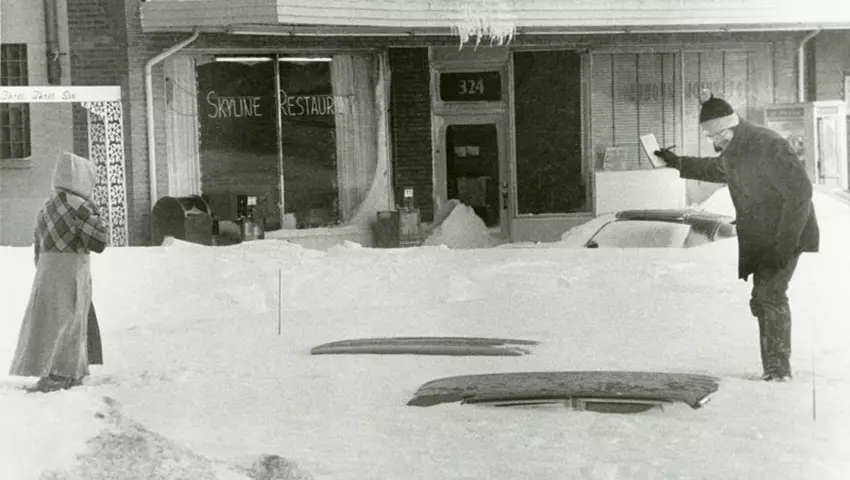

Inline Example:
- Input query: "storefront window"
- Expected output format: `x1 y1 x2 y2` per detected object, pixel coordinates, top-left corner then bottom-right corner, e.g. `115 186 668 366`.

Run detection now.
591 53 679 172
278 58 338 228
513 50 586 214
196 53 379 230
197 57 290 228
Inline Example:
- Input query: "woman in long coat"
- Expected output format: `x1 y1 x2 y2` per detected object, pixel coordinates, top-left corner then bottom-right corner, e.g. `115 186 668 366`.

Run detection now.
9 152 108 393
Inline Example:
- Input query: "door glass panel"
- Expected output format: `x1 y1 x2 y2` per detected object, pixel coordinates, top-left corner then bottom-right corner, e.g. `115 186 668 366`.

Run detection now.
446 124 499 227
513 50 585 214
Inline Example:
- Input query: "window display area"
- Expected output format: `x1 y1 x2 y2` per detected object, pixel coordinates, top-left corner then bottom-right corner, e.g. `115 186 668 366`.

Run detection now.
195 53 382 240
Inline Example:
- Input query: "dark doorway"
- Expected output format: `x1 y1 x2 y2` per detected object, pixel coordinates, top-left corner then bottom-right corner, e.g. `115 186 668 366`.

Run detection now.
445 124 500 227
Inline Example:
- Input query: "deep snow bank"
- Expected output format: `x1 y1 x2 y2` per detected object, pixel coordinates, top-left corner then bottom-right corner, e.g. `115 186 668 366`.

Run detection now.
422 200 495 249
2 392 313 480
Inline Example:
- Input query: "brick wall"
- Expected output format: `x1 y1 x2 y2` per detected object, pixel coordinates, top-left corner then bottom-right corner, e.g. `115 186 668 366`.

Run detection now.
0 0 74 246
67 0 137 241
772 37 801 104
389 48 434 222
814 31 850 100
67 0 183 245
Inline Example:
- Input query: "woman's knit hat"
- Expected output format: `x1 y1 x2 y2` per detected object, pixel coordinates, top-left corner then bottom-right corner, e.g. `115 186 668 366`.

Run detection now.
698 89 739 135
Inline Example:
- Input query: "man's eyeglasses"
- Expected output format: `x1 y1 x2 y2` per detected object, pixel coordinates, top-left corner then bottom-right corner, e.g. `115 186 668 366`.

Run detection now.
703 130 726 142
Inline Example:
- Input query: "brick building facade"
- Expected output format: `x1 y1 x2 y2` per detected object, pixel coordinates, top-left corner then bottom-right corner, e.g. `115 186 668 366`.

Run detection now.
2 1 849 246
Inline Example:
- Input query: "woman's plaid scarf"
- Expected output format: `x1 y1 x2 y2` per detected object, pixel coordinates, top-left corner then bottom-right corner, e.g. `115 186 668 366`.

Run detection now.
34 192 108 260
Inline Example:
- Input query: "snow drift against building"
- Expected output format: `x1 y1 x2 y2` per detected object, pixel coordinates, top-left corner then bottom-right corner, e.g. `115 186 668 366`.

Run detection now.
422 200 496 249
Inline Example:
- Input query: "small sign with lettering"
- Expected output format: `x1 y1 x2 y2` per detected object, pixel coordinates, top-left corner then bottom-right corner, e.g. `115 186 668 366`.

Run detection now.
439 72 501 102
0 86 121 103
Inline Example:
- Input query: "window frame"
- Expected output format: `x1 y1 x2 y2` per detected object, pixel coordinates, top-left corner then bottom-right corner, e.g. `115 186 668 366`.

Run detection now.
0 43 32 166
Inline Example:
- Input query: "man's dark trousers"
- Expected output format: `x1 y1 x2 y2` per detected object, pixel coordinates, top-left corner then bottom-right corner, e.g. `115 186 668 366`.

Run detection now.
750 253 801 378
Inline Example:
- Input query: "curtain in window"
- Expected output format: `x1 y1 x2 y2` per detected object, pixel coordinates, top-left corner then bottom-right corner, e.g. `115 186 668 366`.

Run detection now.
165 55 201 197
331 53 379 222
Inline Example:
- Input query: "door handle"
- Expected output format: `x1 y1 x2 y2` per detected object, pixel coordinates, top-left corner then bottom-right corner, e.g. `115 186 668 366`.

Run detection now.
501 182 509 210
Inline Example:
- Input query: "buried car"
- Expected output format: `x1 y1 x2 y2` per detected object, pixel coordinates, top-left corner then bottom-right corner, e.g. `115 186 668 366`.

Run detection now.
504 208 737 249
558 184 846 250
575 209 737 249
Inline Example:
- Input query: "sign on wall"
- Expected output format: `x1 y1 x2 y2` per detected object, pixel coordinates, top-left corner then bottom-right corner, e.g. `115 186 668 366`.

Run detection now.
439 71 501 102
0 86 122 103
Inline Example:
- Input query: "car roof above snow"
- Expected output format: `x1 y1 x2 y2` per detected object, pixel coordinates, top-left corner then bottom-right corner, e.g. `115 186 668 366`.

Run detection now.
615 209 734 224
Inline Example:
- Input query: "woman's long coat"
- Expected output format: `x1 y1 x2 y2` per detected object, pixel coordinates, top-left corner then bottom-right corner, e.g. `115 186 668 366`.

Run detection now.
9 153 108 380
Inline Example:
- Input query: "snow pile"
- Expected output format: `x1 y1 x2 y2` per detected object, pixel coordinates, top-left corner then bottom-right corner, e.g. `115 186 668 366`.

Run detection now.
4 393 312 480
422 200 494 249
0 389 105 479
698 185 848 221
160 236 207 249
0 195 849 480
697 186 736 216
699 186 850 254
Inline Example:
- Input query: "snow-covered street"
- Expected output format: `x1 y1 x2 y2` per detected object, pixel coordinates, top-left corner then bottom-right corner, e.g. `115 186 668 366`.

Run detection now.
2 191 849 480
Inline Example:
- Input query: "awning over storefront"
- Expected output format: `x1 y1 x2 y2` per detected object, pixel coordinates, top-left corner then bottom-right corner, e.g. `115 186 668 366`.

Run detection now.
140 0 850 37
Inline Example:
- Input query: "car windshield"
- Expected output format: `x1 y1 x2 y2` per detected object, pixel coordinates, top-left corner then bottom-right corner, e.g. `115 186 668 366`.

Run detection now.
587 220 710 248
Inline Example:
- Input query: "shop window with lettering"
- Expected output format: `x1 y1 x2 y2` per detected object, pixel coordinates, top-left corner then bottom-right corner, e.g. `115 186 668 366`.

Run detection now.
591 53 678 172
197 57 282 226
0 44 31 160
196 54 379 230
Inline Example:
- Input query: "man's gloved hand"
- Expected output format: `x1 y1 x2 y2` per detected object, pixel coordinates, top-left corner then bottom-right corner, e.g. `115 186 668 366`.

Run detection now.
653 147 679 167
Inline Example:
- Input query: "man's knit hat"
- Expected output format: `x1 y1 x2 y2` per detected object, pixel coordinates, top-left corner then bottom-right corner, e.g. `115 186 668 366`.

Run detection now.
698 90 739 135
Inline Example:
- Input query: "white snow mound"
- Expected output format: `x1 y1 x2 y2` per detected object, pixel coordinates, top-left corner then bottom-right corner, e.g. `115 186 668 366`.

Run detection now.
34 396 312 480
422 201 494 249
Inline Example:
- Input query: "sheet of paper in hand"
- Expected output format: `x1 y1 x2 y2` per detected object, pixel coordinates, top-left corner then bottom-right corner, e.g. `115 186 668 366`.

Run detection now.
639 133 668 169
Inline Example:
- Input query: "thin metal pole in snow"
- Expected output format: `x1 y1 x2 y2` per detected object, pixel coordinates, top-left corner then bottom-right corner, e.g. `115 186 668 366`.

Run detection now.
278 267 282 336
811 276 817 421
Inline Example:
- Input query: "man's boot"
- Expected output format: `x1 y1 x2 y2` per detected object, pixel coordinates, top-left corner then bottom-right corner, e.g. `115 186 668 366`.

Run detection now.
761 305 793 381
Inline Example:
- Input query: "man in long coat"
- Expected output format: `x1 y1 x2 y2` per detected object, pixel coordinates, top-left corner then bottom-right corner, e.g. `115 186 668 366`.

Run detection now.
655 93 819 382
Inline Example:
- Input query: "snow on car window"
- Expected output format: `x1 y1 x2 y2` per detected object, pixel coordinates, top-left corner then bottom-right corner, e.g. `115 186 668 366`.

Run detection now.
588 220 692 248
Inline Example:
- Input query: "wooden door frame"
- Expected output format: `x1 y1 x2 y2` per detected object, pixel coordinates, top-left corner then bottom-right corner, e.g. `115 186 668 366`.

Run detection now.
432 112 511 237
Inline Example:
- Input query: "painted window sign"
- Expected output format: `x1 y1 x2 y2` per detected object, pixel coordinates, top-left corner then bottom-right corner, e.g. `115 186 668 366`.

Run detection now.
205 91 263 119
440 71 501 102
621 80 748 103
278 89 336 116
205 89 337 118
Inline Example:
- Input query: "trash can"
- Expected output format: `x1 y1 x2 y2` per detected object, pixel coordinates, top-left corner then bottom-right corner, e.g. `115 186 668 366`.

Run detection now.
374 210 400 248
151 195 213 246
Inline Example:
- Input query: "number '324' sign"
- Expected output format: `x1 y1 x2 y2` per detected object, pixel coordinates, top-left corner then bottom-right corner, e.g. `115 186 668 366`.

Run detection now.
439 72 501 102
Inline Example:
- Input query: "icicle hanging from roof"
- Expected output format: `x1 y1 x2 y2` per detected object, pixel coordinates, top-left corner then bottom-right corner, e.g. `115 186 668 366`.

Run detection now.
450 0 517 49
